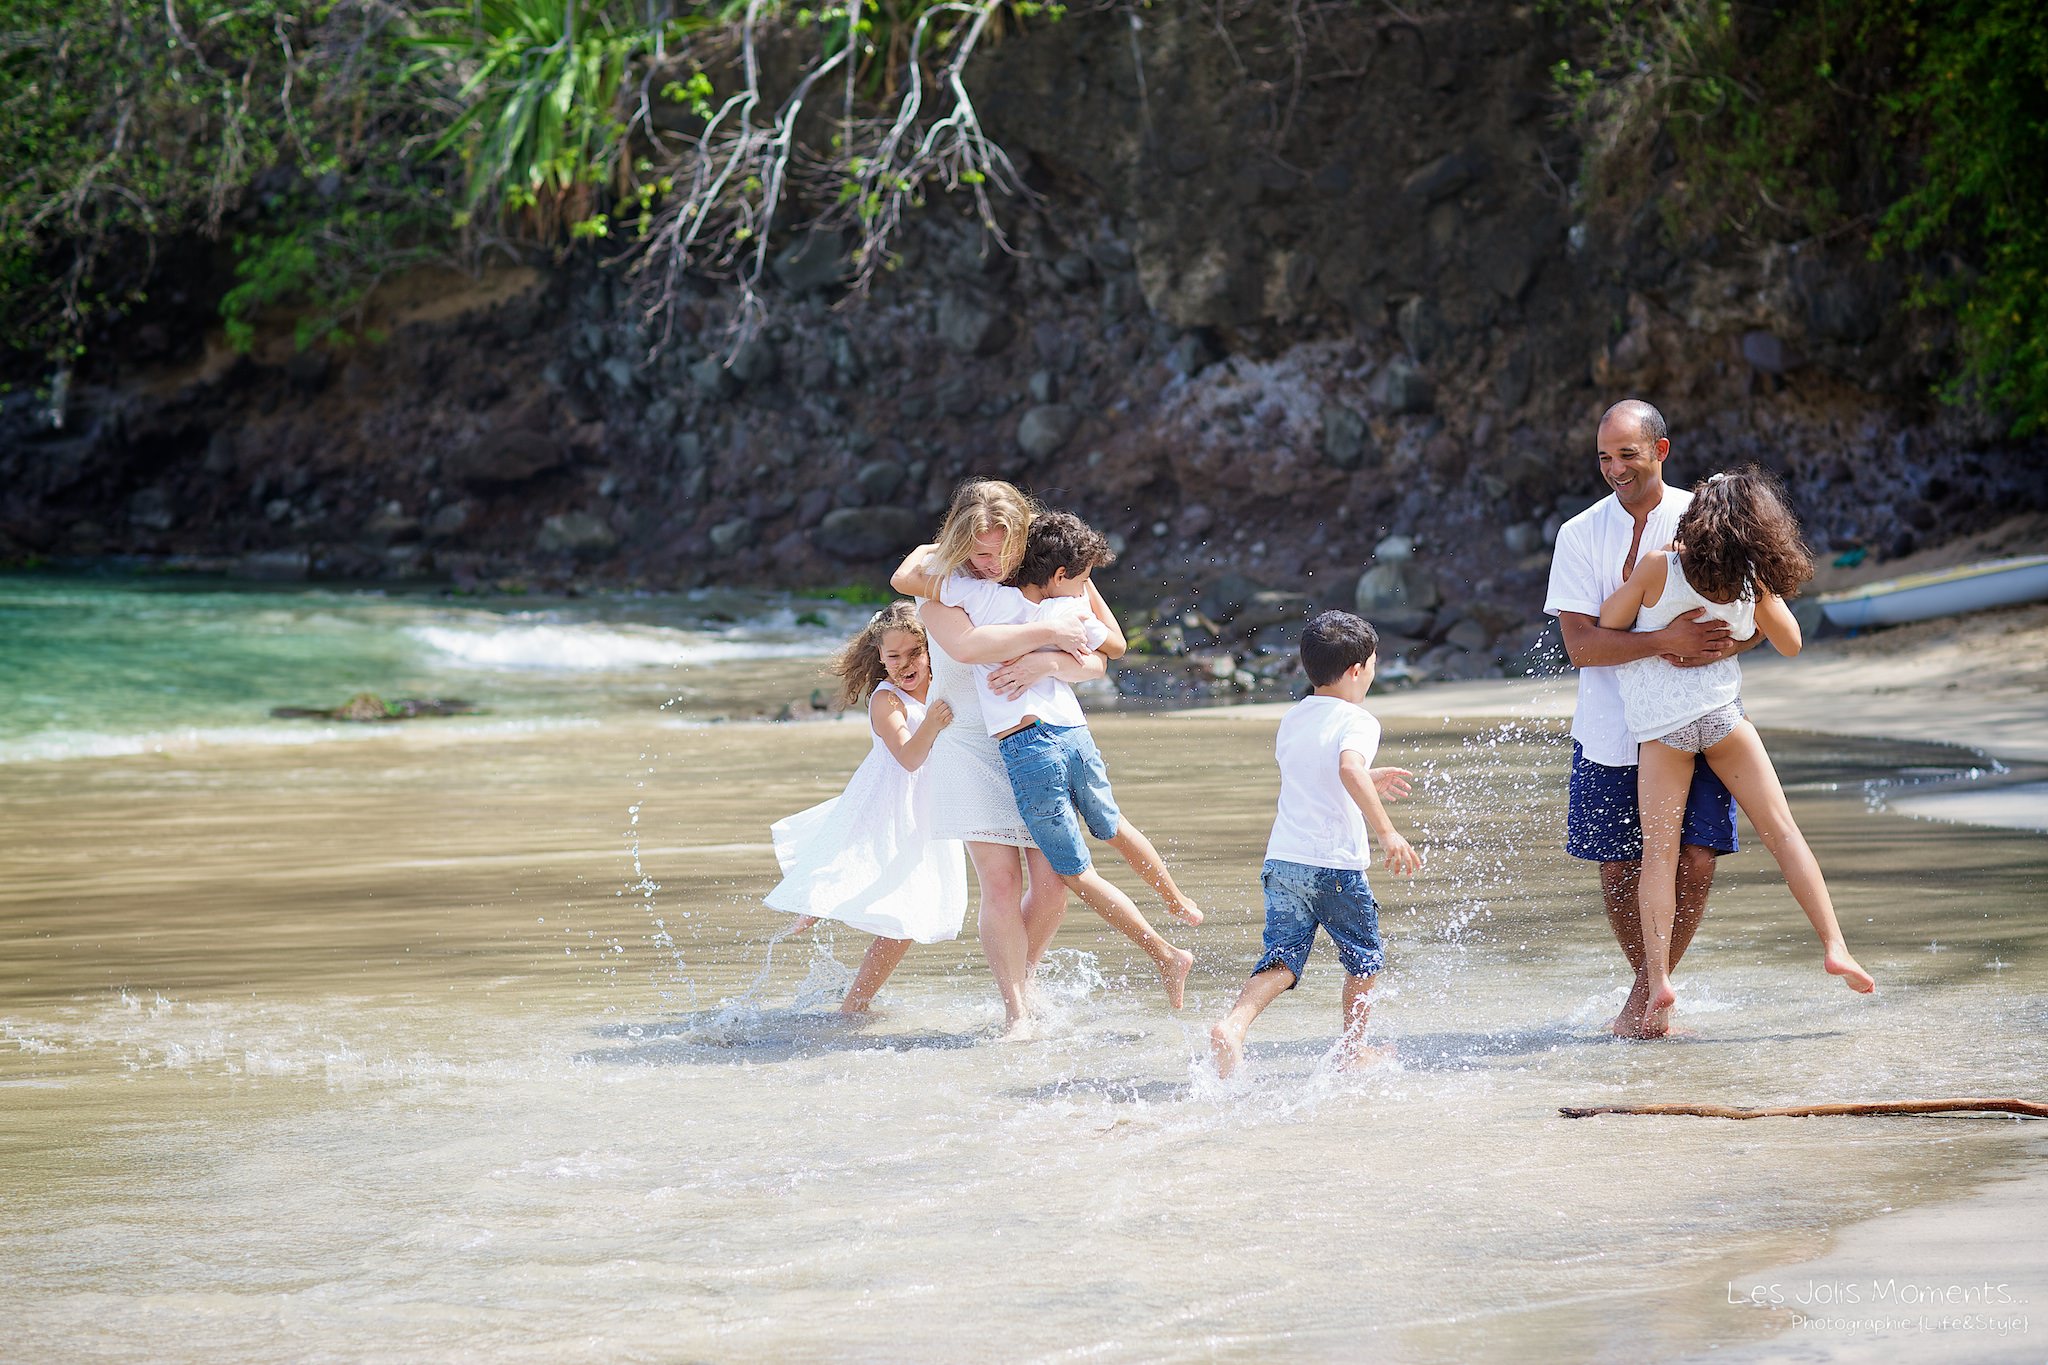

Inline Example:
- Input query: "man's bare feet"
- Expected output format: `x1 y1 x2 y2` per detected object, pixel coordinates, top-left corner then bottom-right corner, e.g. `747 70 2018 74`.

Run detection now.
1157 946 1194 1010
1209 1020 1246 1078
1164 896 1204 927
1825 946 1877 993
1338 1041 1397 1071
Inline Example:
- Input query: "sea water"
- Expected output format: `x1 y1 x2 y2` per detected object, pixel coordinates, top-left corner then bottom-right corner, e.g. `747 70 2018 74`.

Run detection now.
0 577 2043 1362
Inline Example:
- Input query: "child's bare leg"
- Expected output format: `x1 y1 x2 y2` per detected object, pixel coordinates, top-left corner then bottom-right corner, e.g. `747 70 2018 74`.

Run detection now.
1636 740 1697 1024
1063 868 1194 1009
1104 822 1203 925
1210 966 1294 1077
1337 972 1393 1069
1704 721 1876 993
789 915 820 934
967 841 1035 1031
1020 847 1069 973
841 937 913 1013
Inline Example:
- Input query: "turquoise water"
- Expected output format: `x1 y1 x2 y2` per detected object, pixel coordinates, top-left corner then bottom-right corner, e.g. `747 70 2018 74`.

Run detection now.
0 574 868 761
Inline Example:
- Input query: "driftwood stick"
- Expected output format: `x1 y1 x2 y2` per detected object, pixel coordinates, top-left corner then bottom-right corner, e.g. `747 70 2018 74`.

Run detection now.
1560 1099 2048 1120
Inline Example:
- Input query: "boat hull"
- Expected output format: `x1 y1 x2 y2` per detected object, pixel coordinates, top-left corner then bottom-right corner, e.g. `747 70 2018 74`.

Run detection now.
1818 556 2048 629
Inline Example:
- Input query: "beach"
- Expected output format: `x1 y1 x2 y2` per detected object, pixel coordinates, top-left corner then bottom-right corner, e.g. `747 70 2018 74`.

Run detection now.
0 581 2042 1362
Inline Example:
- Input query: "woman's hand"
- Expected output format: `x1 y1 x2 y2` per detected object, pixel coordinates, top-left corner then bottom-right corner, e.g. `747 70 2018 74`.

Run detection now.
988 652 1060 699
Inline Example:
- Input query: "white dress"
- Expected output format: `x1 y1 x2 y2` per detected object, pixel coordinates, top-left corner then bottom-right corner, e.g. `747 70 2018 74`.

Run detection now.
1617 551 1759 742
764 682 968 942
924 635 1035 847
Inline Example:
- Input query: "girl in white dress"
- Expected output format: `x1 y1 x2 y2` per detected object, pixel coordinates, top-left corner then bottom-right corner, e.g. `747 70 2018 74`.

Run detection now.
1599 468 1875 1021
767 602 967 1013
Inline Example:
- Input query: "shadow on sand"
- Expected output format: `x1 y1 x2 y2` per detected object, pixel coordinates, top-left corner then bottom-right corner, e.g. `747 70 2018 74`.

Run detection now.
578 1007 986 1067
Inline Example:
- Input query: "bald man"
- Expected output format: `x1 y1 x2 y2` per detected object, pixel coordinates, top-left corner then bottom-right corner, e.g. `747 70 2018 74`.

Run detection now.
1543 400 1751 1038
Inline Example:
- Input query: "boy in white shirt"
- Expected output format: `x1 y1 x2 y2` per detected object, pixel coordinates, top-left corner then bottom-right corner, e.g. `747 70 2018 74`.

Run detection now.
1210 611 1422 1078
936 511 1202 1008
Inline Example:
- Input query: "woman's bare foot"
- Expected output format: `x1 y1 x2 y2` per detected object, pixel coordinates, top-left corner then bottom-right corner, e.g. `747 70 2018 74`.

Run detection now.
1825 946 1877 993
999 1013 1039 1042
1157 946 1195 1010
1338 1041 1397 1071
1647 977 1677 1018
1209 1020 1246 1078
1164 896 1204 927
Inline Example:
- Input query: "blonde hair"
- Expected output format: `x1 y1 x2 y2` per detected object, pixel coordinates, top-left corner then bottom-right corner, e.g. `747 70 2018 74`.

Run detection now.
827 600 927 709
929 479 1035 582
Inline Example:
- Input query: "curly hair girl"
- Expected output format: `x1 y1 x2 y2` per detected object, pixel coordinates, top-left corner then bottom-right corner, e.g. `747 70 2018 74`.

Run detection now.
1675 465 1815 604
826 600 928 709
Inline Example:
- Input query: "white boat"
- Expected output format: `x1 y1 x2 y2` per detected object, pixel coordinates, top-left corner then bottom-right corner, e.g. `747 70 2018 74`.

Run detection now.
1816 553 2048 629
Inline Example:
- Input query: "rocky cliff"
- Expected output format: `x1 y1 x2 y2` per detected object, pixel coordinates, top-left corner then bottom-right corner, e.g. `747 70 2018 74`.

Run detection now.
3 1 2043 690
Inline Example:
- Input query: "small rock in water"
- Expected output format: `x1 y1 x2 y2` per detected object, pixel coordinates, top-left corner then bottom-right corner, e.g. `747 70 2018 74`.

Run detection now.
271 694 482 723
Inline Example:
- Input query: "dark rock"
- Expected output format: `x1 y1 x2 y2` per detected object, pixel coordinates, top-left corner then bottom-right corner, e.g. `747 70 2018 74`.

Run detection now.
286 350 331 395
427 502 472 538
1396 296 1450 363
1402 151 1481 204
796 488 834 528
536 511 618 558
1354 560 1441 638
128 487 176 531
1235 590 1313 631
1028 369 1058 404
602 357 637 393
447 430 567 486
1167 329 1223 376
772 229 850 294
1370 359 1436 415
1321 403 1374 469
814 505 922 560
1741 331 1802 375
1177 503 1214 539
1054 253 1095 286
1016 404 1079 459
1248 619 1308 655
691 356 739 400
229 549 311 581
709 518 757 555
856 459 906 503
1199 571 1261 624
938 293 1014 356
731 338 779 386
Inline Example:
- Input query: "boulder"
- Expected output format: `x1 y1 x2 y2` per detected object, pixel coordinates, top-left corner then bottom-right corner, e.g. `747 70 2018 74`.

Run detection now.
128 487 176 532
708 518 757 555
1354 561 1441 638
1016 404 1079 459
447 430 566 486
938 293 1014 356
1370 359 1435 415
1198 571 1261 624
731 338 779 386
813 505 922 560
772 229 850 295
856 459 906 504
1234 590 1313 632
1321 403 1373 469
536 510 618 559
690 356 739 401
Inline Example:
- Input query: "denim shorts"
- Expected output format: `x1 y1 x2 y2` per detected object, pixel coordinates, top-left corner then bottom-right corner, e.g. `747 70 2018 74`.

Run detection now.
996 722 1121 876
1566 740 1739 862
1253 858 1384 983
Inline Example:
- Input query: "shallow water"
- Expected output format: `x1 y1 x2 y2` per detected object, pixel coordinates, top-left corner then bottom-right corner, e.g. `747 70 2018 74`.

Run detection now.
2 708 2043 1362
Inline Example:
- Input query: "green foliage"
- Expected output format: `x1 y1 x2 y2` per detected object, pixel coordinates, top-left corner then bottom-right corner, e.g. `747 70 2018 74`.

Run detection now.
409 0 661 233
1551 0 2048 435
1871 0 2048 434
798 583 894 606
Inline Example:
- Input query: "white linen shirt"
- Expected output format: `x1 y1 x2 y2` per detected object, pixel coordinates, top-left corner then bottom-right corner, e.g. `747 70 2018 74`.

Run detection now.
1264 695 1384 871
1543 485 1694 767
936 573 1109 736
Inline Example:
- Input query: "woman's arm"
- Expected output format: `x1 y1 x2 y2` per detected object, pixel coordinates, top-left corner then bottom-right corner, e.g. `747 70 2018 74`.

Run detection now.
889 543 943 599
1752 591 1802 657
985 648 1107 699
1084 581 1127 659
917 599 1090 664
870 690 954 771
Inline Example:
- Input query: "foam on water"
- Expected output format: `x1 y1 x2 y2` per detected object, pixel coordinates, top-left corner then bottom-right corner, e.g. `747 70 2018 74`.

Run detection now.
406 621 830 671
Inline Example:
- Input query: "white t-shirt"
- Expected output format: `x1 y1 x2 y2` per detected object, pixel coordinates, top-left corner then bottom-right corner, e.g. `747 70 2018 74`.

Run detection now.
1543 486 1693 767
1265 695 1384 871
936 573 1109 736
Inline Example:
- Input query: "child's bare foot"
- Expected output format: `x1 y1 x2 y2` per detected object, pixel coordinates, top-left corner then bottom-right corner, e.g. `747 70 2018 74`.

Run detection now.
1339 1041 1397 1071
790 915 820 934
1825 946 1877 993
1164 896 1203 927
1209 1020 1246 1078
1157 946 1194 1010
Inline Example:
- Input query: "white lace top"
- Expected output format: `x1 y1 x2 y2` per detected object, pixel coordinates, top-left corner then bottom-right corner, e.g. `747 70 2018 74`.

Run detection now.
922 631 1034 847
1616 551 1758 743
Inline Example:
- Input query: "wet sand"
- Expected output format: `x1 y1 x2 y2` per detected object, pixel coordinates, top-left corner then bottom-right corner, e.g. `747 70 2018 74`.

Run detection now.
1 607 2043 1360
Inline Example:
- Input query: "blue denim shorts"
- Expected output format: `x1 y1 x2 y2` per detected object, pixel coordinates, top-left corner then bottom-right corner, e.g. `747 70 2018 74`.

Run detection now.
1253 858 1384 983
996 722 1121 876
1566 740 1739 862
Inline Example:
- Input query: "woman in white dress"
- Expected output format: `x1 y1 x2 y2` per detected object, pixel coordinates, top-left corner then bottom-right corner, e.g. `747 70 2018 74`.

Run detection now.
887 480 1121 1034
766 602 967 1012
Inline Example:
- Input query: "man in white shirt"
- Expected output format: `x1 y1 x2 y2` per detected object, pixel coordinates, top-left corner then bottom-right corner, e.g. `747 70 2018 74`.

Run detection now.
1543 399 1749 1039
